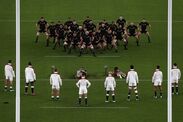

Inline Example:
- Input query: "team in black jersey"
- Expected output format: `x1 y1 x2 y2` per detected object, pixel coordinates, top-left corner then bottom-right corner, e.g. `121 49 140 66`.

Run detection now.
35 16 151 56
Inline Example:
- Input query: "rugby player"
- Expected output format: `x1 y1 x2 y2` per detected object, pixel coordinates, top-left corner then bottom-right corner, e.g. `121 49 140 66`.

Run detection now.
4 60 15 92
24 62 36 95
76 75 91 106
46 22 56 46
139 19 151 43
50 68 62 100
126 22 139 46
104 72 116 102
171 63 181 95
152 65 163 98
126 65 139 101
35 17 48 43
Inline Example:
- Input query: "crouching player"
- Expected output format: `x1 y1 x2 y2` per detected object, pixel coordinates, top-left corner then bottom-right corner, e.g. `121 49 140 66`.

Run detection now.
171 63 181 95
76 75 91 106
152 65 163 99
4 60 15 92
25 62 36 95
104 72 116 102
50 69 62 100
126 65 139 101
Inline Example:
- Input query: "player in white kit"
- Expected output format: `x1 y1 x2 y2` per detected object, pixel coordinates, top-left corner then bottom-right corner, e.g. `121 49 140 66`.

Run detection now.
126 65 139 101
104 72 116 102
4 60 15 92
152 65 163 98
76 75 91 106
171 63 181 95
50 68 62 100
25 62 36 95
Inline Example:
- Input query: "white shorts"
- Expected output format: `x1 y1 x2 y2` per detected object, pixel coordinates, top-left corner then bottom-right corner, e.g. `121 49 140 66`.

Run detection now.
25 79 34 83
128 82 137 87
154 81 162 86
106 85 115 91
79 88 87 95
52 85 60 90
5 76 13 82
171 79 179 84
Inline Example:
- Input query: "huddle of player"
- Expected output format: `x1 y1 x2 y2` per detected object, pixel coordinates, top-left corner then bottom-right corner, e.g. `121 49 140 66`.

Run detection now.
3 61 181 106
35 16 151 56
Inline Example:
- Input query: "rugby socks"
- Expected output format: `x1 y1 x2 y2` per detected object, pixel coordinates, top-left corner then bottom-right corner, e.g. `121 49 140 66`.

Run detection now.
63 45 67 52
127 92 131 100
154 91 157 98
148 36 151 43
35 36 38 43
134 89 139 100
79 49 83 56
10 86 14 92
4 86 7 91
51 96 54 99
56 96 59 100
176 85 179 95
78 97 81 105
112 94 115 102
46 39 49 47
25 85 28 94
172 86 174 94
106 92 109 102
136 40 139 46
160 92 163 98
31 86 34 94
85 97 87 105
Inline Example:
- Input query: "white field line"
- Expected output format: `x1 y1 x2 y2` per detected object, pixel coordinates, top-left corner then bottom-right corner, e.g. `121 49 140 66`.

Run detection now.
44 55 120 58
1 19 183 23
40 106 129 109
0 78 171 82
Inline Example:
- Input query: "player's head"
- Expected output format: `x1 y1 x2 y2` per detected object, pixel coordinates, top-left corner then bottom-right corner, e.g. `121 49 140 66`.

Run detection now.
119 16 123 20
85 31 89 35
73 21 76 25
108 71 113 76
81 75 85 79
79 26 82 30
40 17 44 21
157 65 160 69
101 23 105 27
130 65 134 69
130 22 134 25
28 62 32 66
173 63 177 68
89 20 93 24
8 60 12 65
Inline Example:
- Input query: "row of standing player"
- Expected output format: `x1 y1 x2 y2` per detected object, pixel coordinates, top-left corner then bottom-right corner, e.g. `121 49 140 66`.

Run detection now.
4 61 181 105
35 16 151 56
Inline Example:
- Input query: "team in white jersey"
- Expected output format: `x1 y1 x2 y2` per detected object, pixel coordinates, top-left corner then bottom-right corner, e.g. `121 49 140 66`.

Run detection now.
126 65 139 101
171 63 181 95
76 76 91 106
24 62 36 95
104 72 116 102
152 65 163 98
4 60 15 92
50 68 62 100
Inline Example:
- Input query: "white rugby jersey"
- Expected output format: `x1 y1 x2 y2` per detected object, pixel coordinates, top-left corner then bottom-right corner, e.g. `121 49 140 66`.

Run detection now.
126 69 139 84
104 76 116 87
25 66 36 81
76 79 91 89
4 64 15 77
50 72 62 86
171 68 181 80
152 70 163 83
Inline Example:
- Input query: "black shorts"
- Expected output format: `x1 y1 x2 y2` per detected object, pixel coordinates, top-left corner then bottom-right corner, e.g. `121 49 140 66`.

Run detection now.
140 30 147 34
39 29 46 33
128 32 136 37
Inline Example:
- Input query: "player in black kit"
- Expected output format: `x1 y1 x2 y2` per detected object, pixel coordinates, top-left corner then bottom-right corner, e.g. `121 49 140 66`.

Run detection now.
138 19 151 43
35 17 48 43
126 22 139 46
46 22 56 47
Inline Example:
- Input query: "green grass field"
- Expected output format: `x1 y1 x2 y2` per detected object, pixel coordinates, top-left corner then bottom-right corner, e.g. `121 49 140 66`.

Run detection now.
0 0 183 122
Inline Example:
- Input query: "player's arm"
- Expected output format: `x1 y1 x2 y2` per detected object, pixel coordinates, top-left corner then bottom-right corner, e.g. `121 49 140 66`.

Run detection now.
87 80 91 88
36 23 39 31
152 72 155 83
11 67 15 77
104 78 107 88
50 75 52 85
178 69 181 79
33 69 36 81
76 81 80 88
126 73 129 84
113 78 116 88
136 72 139 84
58 75 62 86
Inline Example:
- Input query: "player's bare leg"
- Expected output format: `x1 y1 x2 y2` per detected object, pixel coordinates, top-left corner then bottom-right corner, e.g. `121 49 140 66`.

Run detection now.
4 80 8 91
35 32 39 43
146 32 151 43
127 87 132 101
53 38 61 50
112 39 118 52
135 34 140 46
159 86 163 98
56 89 60 100
153 86 158 99
89 45 96 57
9 80 14 92
123 35 128 50
78 94 82 105
172 83 175 95
51 89 55 99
